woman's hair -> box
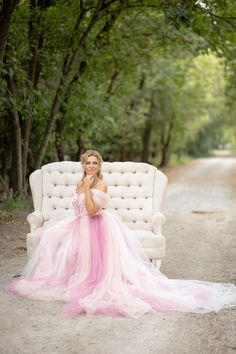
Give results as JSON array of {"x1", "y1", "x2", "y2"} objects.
[{"x1": 80, "y1": 150, "x2": 103, "y2": 180}]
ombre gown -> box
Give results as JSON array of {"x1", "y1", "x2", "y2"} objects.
[{"x1": 6, "y1": 189, "x2": 236, "y2": 317}]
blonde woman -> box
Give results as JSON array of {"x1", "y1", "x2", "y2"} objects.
[{"x1": 6, "y1": 150, "x2": 236, "y2": 318}]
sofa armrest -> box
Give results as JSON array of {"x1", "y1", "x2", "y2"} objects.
[
  {"x1": 152, "y1": 212, "x2": 166, "y2": 235},
  {"x1": 27, "y1": 211, "x2": 43, "y2": 232}
]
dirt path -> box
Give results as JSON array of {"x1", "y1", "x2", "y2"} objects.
[{"x1": 1, "y1": 157, "x2": 236, "y2": 354}]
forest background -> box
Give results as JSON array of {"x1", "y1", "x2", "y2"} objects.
[{"x1": 1, "y1": 0, "x2": 236, "y2": 200}]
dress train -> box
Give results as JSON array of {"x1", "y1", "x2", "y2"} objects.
[{"x1": 6, "y1": 189, "x2": 236, "y2": 318}]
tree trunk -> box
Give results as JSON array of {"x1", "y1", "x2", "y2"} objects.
[
  {"x1": 55, "y1": 59, "x2": 88, "y2": 162},
  {"x1": 55, "y1": 116, "x2": 65, "y2": 161},
  {"x1": 34, "y1": 5, "x2": 102, "y2": 169},
  {"x1": 22, "y1": 117, "x2": 31, "y2": 190},
  {"x1": 117, "y1": 145, "x2": 126, "y2": 161},
  {"x1": 34, "y1": 83, "x2": 65, "y2": 169},
  {"x1": 141, "y1": 123, "x2": 152, "y2": 162},
  {"x1": 22, "y1": 1, "x2": 45, "y2": 190},
  {"x1": 141, "y1": 97, "x2": 155, "y2": 163},
  {"x1": 6, "y1": 74, "x2": 23, "y2": 194},
  {"x1": 34, "y1": 1, "x2": 122, "y2": 168},
  {"x1": 107, "y1": 70, "x2": 119, "y2": 94},
  {"x1": 76, "y1": 132, "x2": 85, "y2": 161},
  {"x1": 159, "y1": 141, "x2": 168, "y2": 167},
  {"x1": 11, "y1": 110, "x2": 23, "y2": 195},
  {"x1": 0, "y1": 0, "x2": 19, "y2": 63},
  {"x1": 159, "y1": 119, "x2": 174, "y2": 167},
  {"x1": 0, "y1": 124, "x2": 12, "y2": 198}
]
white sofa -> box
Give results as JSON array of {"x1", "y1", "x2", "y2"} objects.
[{"x1": 27, "y1": 161, "x2": 168, "y2": 269}]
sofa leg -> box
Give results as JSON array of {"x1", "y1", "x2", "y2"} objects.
[{"x1": 151, "y1": 259, "x2": 162, "y2": 269}]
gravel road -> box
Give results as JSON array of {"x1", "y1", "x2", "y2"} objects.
[{"x1": 0, "y1": 156, "x2": 236, "y2": 354}]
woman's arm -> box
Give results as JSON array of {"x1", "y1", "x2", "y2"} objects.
[{"x1": 84, "y1": 178, "x2": 107, "y2": 216}]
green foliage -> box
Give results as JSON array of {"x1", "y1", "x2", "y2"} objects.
[
  {"x1": 1, "y1": 0, "x2": 236, "y2": 197},
  {"x1": 2, "y1": 195, "x2": 33, "y2": 213},
  {"x1": 169, "y1": 154, "x2": 193, "y2": 166}
]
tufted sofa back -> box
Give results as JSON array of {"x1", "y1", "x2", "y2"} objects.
[{"x1": 30, "y1": 161, "x2": 167, "y2": 232}]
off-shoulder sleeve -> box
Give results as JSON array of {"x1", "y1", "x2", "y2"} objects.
[{"x1": 92, "y1": 189, "x2": 110, "y2": 208}]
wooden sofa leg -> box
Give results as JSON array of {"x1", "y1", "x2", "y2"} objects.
[{"x1": 151, "y1": 259, "x2": 162, "y2": 269}]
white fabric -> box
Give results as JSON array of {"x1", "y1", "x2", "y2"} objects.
[{"x1": 27, "y1": 161, "x2": 168, "y2": 266}]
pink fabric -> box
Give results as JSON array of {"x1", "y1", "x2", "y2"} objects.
[{"x1": 6, "y1": 189, "x2": 236, "y2": 318}]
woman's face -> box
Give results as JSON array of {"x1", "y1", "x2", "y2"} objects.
[{"x1": 84, "y1": 155, "x2": 100, "y2": 176}]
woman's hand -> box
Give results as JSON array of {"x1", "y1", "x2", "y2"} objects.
[
  {"x1": 83, "y1": 175, "x2": 94, "y2": 188},
  {"x1": 83, "y1": 176, "x2": 98, "y2": 216}
]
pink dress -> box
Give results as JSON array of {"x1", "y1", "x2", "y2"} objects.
[{"x1": 6, "y1": 189, "x2": 236, "y2": 317}]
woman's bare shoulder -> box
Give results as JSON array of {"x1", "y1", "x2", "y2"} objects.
[{"x1": 96, "y1": 180, "x2": 107, "y2": 193}]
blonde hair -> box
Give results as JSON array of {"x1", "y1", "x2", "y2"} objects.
[{"x1": 80, "y1": 150, "x2": 103, "y2": 180}]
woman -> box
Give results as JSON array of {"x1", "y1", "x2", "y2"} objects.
[{"x1": 6, "y1": 150, "x2": 236, "y2": 318}]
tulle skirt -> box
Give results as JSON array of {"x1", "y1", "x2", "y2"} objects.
[{"x1": 6, "y1": 211, "x2": 236, "y2": 318}]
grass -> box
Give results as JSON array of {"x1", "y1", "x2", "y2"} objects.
[
  {"x1": 152, "y1": 154, "x2": 194, "y2": 168},
  {"x1": 230, "y1": 146, "x2": 236, "y2": 155},
  {"x1": 0, "y1": 195, "x2": 33, "y2": 224},
  {"x1": 3, "y1": 195, "x2": 33, "y2": 213},
  {"x1": 168, "y1": 154, "x2": 193, "y2": 166}
]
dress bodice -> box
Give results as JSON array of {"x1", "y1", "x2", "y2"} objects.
[
  {"x1": 72, "y1": 194, "x2": 89, "y2": 216},
  {"x1": 72, "y1": 189, "x2": 110, "y2": 217}
]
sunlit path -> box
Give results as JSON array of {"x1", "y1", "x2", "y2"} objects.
[{"x1": 163, "y1": 157, "x2": 236, "y2": 283}]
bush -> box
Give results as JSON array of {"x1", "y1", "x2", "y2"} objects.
[{"x1": 2, "y1": 195, "x2": 33, "y2": 214}]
